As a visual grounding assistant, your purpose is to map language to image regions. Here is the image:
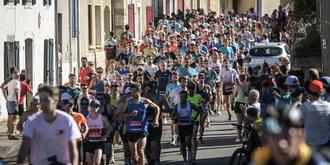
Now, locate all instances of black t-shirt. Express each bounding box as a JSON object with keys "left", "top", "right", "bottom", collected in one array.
[{"left": 155, "top": 69, "right": 171, "bottom": 92}]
